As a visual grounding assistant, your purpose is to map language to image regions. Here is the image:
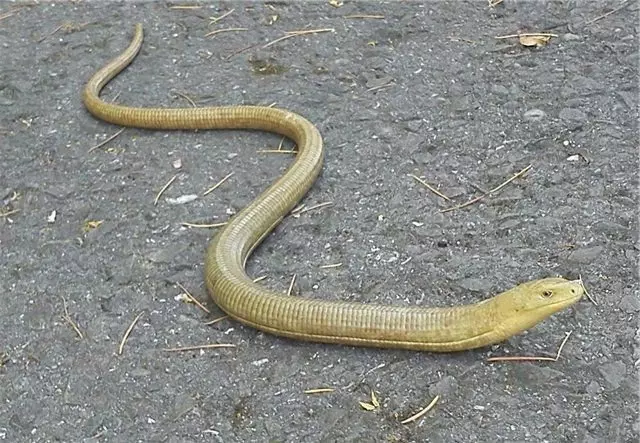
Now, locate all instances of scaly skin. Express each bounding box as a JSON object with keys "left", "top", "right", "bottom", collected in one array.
[{"left": 82, "top": 24, "right": 584, "bottom": 351}]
